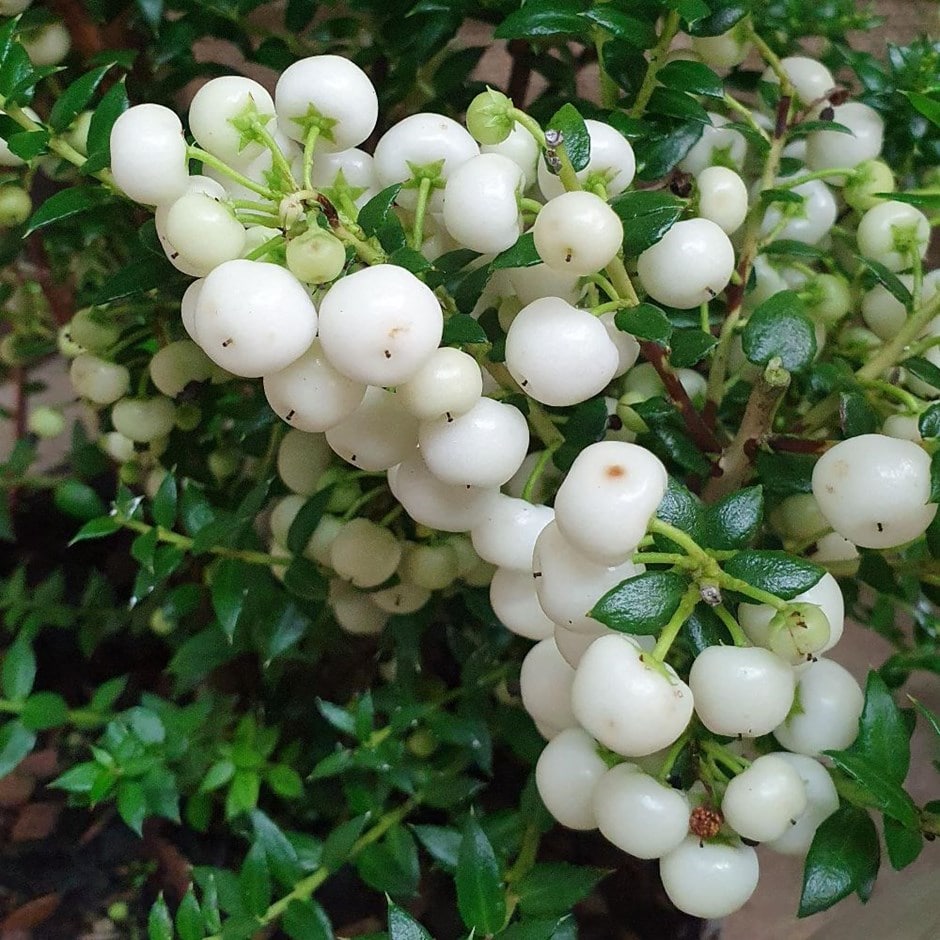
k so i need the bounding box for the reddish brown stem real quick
[767,436,835,454]
[507,39,532,105]
[640,340,723,455]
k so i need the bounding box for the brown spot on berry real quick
[689,806,723,840]
[605,463,627,479]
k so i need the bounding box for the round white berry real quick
[507,262,583,307]
[505,297,620,407]
[533,190,624,276]
[163,192,246,276]
[722,754,808,842]
[317,264,443,387]
[111,396,177,443]
[324,386,418,471]
[773,658,864,756]
[689,645,796,737]
[760,177,837,246]
[194,260,317,377]
[22,22,70,67]
[696,165,748,235]
[765,753,840,855]
[482,123,540,190]
[263,339,366,433]
[149,340,219,397]
[471,495,554,571]
[397,542,460,591]
[275,55,378,151]
[533,521,644,633]
[269,494,304,548]
[418,397,529,488]
[678,113,747,175]
[537,119,636,200]
[398,347,483,421]
[370,582,431,616]
[330,518,402,589]
[805,102,884,180]
[571,634,693,757]
[535,728,607,830]
[812,433,937,548]
[637,218,735,309]
[328,578,388,636]
[69,354,130,405]
[520,638,578,732]
[188,76,275,166]
[593,766,690,859]
[180,279,203,343]
[304,146,377,194]
[763,56,835,108]
[659,837,759,919]
[490,567,555,640]
[691,27,751,69]
[856,200,931,272]
[442,153,523,253]
[110,104,189,206]
[553,441,668,564]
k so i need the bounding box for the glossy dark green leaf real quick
[686,0,749,36]
[654,477,705,548]
[824,751,919,829]
[754,451,816,496]
[93,256,186,305]
[388,901,432,940]
[490,231,541,270]
[21,691,68,731]
[578,7,655,47]
[357,825,421,899]
[6,129,49,159]
[389,245,432,274]
[615,302,672,345]
[211,559,249,640]
[25,186,115,235]
[240,842,272,918]
[0,720,35,779]
[761,238,827,259]
[902,90,940,129]
[148,894,173,940]
[49,65,111,132]
[883,816,923,871]
[668,0,711,23]
[877,191,940,210]
[636,121,704,181]
[412,824,461,871]
[610,190,685,257]
[844,671,911,784]
[903,356,940,392]
[494,0,589,40]
[455,816,505,933]
[722,550,824,600]
[646,86,711,123]
[742,290,816,372]
[591,570,690,635]
[174,889,203,940]
[930,451,940,505]
[683,604,731,655]
[839,390,879,438]
[83,79,129,173]
[283,899,332,940]
[547,103,591,172]
[358,184,403,237]
[442,314,488,346]
[2,635,35,701]
[151,472,178,529]
[855,255,913,309]
[799,805,879,917]
[117,779,148,835]
[553,396,608,472]
[321,813,369,870]
[516,863,608,917]
[250,809,303,886]
[669,328,716,368]
[704,485,763,550]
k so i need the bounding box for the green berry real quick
[466,88,513,145]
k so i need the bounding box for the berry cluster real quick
[48,38,937,921]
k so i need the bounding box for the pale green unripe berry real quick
[767,602,831,664]
[100,431,135,464]
[208,448,240,481]
[27,405,65,438]
[69,308,121,352]
[0,186,31,227]
[57,324,86,358]
[174,402,201,431]
[286,228,347,284]
[111,396,177,443]
[843,159,895,212]
[804,273,852,326]
[465,88,513,145]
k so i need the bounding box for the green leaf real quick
[225,770,260,819]
[442,314,489,346]
[240,842,272,918]
[201,759,236,793]
[704,485,763,550]
[609,190,685,258]
[761,238,827,259]
[553,396,608,473]
[902,90,940,129]
[148,894,173,940]
[910,697,940,738]
[844,671,911,785]
[83,79,128,173]
[321,813,369,870]
[0,720,35,779]
[634,120,705,181]
[54,480,107,520]
[389,246,432,275]
[855,255,913,309]
[6,130,49,160]
[754,452,816,496]
[317,699,357,736]
[877,191,940,211]
[500,919,572,940]
[455,816,505,934]
[283,899,332,940]
[668,0,710,23]
[175,888,203,940]
[117,779,148,835]
[516,863,608,917]
[490,231,541,270]
[25,186,115,235]
[494,0,589,40]
[212,559,249,640]
[591,570,690,635]
[931,451,940,505]
[357,825,421,899]
[412,824,461,871]
[388,901,432,940]
[358,184,403,237]
[683,603,730,655]
[839,390,879,438]
[94,256,186,306]
[722,550,824,600]
[49,65,111,132]
[266,763,304,799]
[742,291,817,372]
[547,103,591,172]
[883,816,923,871]
[2,635,35,701]
[654,477,705,548]
[646,87,710,124]
[799,806,879,917]
[918,403,940,440]
[824,751,919,829]
[669,328,716,368]
[21,691,68,731]
[686,0,749,36]
[578,7,656,48]
[50,761,99,793]
[614,303,672,345]
[152,472,178,529]
[250,809,303,886]
[903,356,940,393]
[286,488,333,556]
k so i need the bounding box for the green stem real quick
[656,730,691,784]
[700,738,750,776]
[252,121,299,191]
[244,235,286,262]
[519,197,543,216]
[0,697,108,729]
[508,108,546,147]
[631,551,696,568]
[187,146,277,201]
[302,125,320,193]
[717,570,787,610]
[647,518,711,564]
[521,446,558,502]
[605,256,641,305]
[650,585,700,662]
[593,29,620,109]
[341,486,386,521]
[746,26,794,93]
[776,167,858,189]
[714,604,750,647]
[411,176,433,251]
[231,198,278,213]
[857,290,940,381]
[628,11,681,119]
